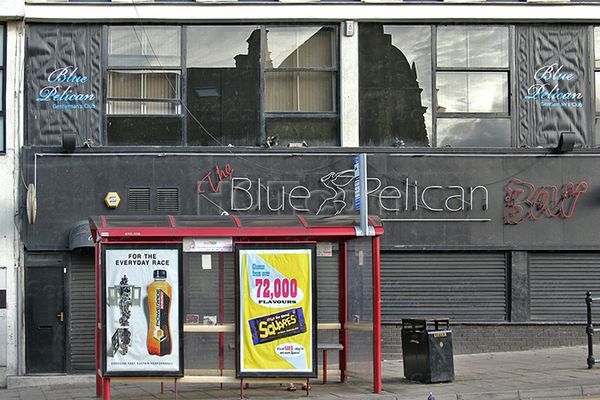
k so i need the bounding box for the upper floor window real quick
[436,26,510,147]
[107,26,183,145]
[185,26,260,146]
[107,25,338,147]
[263,27,338,146]
[359,23,511,148]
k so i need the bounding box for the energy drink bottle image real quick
[147,269,172,356]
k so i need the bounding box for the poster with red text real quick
[236,243,317,378]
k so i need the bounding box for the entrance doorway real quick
[25,257,66,373]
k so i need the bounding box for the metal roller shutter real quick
[530,252,600,322]
[317,251,339,323]
[69,249,95,372]
[381,252,507,323]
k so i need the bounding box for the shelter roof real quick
[89,215,383,241]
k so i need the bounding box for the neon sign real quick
[35,66,96,110]
[504,178,588,225]
[196,162,489,217]
[197,162,234,193]
[524,63,583,108]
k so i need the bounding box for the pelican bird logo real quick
[316,169,355,215]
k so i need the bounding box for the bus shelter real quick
[90,215,384,399]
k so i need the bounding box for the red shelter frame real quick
[90,214,384,399]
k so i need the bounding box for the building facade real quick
[6,0,600,382]
[0,0,24,387]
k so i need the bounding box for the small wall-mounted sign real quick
[183,237,233,253]
[104,192,121,209]
[317,242,333,257]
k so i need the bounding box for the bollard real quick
[587,291,595,369]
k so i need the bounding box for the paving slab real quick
[2,346,600,400]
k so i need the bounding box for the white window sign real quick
[183,237,233,252]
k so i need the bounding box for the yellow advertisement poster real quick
[237,244,316,377]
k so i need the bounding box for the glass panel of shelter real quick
[181,244,341,376]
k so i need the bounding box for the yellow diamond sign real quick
[104,192,121,208]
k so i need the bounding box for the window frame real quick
[106,26,183,117]
[104,24,340,147]
[105,25,184,146]
[261,25,340,146]
[262,25,339,117]
[106,69,183,115]
[432,24,514,148]
[358,23,514,148]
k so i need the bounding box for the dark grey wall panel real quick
[381,252,507,322]
[22,150,600,251]
[530,252,600,322]
[26,24,103,146]
[516,25,591,148]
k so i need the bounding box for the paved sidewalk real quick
[2,346,600,400]
[383,345,600,400]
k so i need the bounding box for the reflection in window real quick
[107,116,183,146]
[108,26,180,67]
[186,26,261,146]
[266,27,334,69]
[359,24,510,148]
[107,26,182,145]
[106,25,338,147]
[437,118,511,148]
[266,117,338,147]
[264,27,338,146]
[187,26,259,68]
[437,72,508,113]
[437,26,509,68]
[359,24,431,147]
[436,25,510,148]
[185,26,338,147]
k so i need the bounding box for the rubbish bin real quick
[401,318,454,383]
